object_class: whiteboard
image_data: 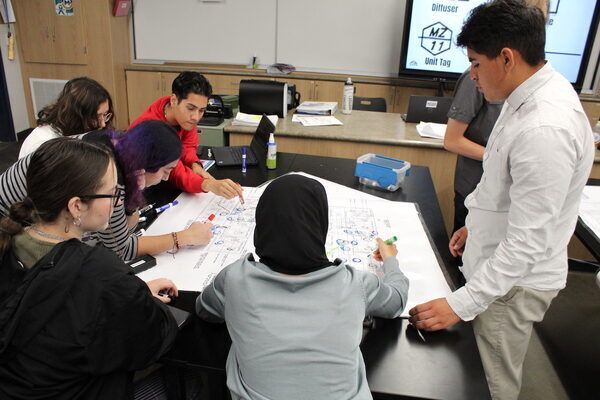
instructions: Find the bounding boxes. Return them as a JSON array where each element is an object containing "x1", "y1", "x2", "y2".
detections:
[
  {"x1": 132, "y1": 0, "x2": 277, "y2": 65},
  {"x1": 276, "y1": 0, "x2": 406, "y2": 76},
  {"x1": 132, "y1": 0, "x2": 406, "y2": 77}
]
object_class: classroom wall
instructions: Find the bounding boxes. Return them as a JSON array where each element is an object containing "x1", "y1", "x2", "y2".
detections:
[
  {"x1": 3, "y1": 1, "x2": 600, "y2": 132},
  {"x1": 0, "y1": 24, "x2": 29, "y2": 135}
]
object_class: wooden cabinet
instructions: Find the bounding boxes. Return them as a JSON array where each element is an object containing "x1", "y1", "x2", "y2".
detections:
[
  {"x1": 126, "y1": 71, "x2": 166, "y2": 123},
  {"x1": 125, "y1": 69, "x2": 600, "y2": 126},
  {"x1": 314, "y1": 80, "x2": 344, "y2": 103},
  {"x1": 13, "y1": 0, "x2": 88, "y2": 65},
  {"x1": 13, "y1": 0, "x2": 130, "y2": 129},
  {"x1": 206, "y1": 74, "x2": 247, "y2": 95}
]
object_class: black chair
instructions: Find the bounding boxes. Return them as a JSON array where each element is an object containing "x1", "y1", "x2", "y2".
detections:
[{"x1": 353, "y1": 96, "x2": 387, "y2": 112}]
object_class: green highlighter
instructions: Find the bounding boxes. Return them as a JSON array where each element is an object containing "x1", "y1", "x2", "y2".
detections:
[{"x1": 384, "y1": 236, "x2": 398, "y2": 245}]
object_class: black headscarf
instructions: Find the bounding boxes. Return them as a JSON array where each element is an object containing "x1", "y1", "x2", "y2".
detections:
[{"x1": 254, "y1": 175, "x2": 332, "y2": 275}]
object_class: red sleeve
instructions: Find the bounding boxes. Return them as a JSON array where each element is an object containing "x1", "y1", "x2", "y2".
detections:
[
  {"x1": 179, "y1": 127, "x2": 201, "y2": 167},
  {"x1": 168, "y1": 159, "x2": 206, "y2": 193}
]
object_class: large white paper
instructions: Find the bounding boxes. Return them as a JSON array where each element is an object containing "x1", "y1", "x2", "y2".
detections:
[
  {"x1": 139, "y1": 175, "x2": 451, "y2": 317},
  {"x1": 579, "y1": 185, "x2": 600, "y2": 238}
]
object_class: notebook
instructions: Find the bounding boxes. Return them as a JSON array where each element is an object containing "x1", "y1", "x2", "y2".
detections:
[
  {"x1": 401, "y1": 95, "x2": 453, "y2": 124},
  {"x1": 212, "y1": 114, "x2": 275, "y2": 167}
]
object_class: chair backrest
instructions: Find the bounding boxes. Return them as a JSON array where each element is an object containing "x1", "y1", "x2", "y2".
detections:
[{"x1": 353, "y1": 96, "x2": 387, "y2": 112}]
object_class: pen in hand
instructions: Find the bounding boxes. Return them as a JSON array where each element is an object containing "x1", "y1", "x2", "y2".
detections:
[{"x1": 384, "y1": 236, "x2": 398, "y2": 245}]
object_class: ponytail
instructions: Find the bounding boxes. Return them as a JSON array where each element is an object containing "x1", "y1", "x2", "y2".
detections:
[{"x1": 0, "y1": 197, "x2": 36, "y2": 256}]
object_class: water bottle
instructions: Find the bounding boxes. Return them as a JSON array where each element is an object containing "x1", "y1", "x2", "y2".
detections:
[
  {"x1": 342, "y1": 77, "x2": 354, "y2": 114},
  {"x1": 266, "y1": 133, "x2": 277, "y2": 169}
]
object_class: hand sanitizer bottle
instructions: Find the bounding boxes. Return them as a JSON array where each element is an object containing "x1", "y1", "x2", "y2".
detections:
[
  {"x1": 342, "y1": 77, "x2": 354, "y2": 114},
  {"x1": 266, "y1": 133, "x2": 277, "y2": 170}
]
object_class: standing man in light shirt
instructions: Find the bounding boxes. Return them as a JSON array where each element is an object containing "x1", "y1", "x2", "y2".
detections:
[{"x1": 408, "y1": 1, "x2": 595, "y2": 399}]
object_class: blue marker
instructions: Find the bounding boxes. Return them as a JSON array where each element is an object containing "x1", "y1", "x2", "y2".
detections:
[
  {"x1": 241, "y1": 147, "x2": 247, "y2": 173},
  {"x1": 156, "y1": 200, "x2": 179, "y2": 214}
]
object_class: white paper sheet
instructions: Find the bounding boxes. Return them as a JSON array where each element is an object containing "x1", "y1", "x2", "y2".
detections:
[
  {"x1": 416, "y1": 121, "x2": 447, "y2": 139},
  {"x1": 232, "y1": 112, "x2": 279, "y2": 127},
  {"x1": 579, "y1": 185, "x2": 600, "y2": 238},
  {"x1": 291, "y1": 114, "x2": 343, "y2": 126},
  {"x1": 138, "y1": 175, "x2": 451, "y2": 317}
]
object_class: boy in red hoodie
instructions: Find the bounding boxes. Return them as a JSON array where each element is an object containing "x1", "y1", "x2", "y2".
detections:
[{"x1": 129, "y1": 71, "x2": 242, "y2": 200}]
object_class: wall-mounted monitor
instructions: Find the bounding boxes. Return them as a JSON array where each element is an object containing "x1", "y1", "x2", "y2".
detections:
[{"x1": 399, "y1": 0, "x2": 600, "y2": 90}]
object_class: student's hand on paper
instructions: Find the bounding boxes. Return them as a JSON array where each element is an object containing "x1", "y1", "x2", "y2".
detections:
[
  {"x1": 449, "y1": 226, "x2": 468, "y2": 257},
  {"x1": 202, "y1": 178, "x2": 244, "y2": 200},
  {"x1": 180, "y1": 222, "x2": 213, "y2": 246},
  {"x1": 193, "y1": 162, "x2": 213, "y2": 179},
  {"x1": 147, "y1": 278, "x2": 178, "y2": 303},
  {"x1": 408, "y1": 298, "x2": 460, "y2": 331},
  {"x1": 373, "y1": 237, "x2": 398, "y2": 261}
]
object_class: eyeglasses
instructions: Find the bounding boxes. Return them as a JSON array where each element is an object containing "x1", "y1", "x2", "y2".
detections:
[
  {"x1": 97, "y1": 111, "x2": 113, "y2": 124},
  {"x1": 79, "y1": 186, "x2": 122, "y2": 207}
]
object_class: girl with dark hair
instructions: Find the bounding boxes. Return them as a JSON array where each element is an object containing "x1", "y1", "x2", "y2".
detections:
[
  {"x1": 1, "y1": 120, "x2": 213, "y2": 261},
  {"x1": 196, "y1": 174, "x2": 409, "y2": 400},
  {"x1": 19, "y1": 76, "x2": 114, "y2": 158},
  {"x1": 0, "y1": 138, "x2": 178, "y2": 399}
]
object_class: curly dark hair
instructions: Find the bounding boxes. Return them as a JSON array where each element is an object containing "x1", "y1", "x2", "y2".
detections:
[{"x1": 37, "y1": 77, "x2": 114, "y2": 136}]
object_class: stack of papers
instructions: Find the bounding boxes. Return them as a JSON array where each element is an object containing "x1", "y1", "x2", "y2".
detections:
[
  {"x1": 232, "y1": 112, "x2": 279, "y2": 127},
  {"x1": 292, "y1": 114, "x2": 343, "y2": 127},
  {"x1": 296, "y1": 101, "x2": 338, "y2": 116},
  {"x1": 416, "y1": 122, "x2": 447, "y2": 139}
]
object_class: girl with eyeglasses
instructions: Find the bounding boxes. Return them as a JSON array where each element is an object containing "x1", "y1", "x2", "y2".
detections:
[
  {"x1": 0, "y1": 138, "x2": 179, "y2": 399},
  {"x1": 1, "y1": 120, "x2": 214, "y2": 261},
  {"x1": 19, "y1": 77, "x2": 114, "y2": 159}
]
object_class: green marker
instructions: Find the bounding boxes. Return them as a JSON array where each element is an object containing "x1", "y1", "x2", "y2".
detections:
[{"x1": 384, "y1": 236, "x2": 398, "y2": 245}]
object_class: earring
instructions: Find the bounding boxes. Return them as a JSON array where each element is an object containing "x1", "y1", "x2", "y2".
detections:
[{"x1": 73, "y1": 215, "x2": 82, "y2": 227}]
